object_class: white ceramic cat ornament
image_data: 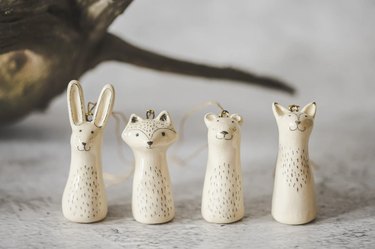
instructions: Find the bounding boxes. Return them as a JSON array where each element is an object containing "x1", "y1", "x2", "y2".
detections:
[
  {"x1": 62, "y1": 80, "x2": 115, "y2": 223},
  {"x1": 202, "y1": 110, "x2": 245, "y2": 223},
  {"x1": 272, "y1": 102, "x2": 317, "y2": 225},
  {"x1": 122, "y1": 110, "x2": 177, "y2": 224}
]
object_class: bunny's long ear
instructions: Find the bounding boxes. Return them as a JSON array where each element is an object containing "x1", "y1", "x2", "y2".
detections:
[
  {"x1": 67, "y1": 80, "x2": 85, "y2": 126},
  {"x1": 93, "y1": 84, "x2": 115, "y2": 128},
  {"x1": 301, "y1": 102, "x2": 317, "y2": 118},
  {"x1": 156, "y1": 111, "x2": 172, "y2": 126},
  {"x1": 272, "y1": 102, "x2": 289, "y2": 118}
]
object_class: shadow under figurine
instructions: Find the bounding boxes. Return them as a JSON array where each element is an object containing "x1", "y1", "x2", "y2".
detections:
[
  {"x1": 271, "y1": 102, "x2": 317, "y2": 225},
  {"x1": 62, "y1": 80, "x2": 115, "y2": 223}
]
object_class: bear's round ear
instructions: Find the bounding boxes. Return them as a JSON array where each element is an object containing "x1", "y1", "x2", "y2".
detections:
[
  {"x1": 230, "y1": 114, "x2": 243, "y2": 126},
  {"x1": 204, "y1": 113, "x2": 217, "y2": 127}
]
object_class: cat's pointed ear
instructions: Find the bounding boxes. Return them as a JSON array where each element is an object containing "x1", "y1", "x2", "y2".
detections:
[
  {"x1": 67, "y1": 80, "x2": 85, "y2": 127},
  {"x1": 93, "y1": 84, "x2": 115, "y2": 128},
  {"x1": 301, "y1": 102, "x2": 317, "y2": 118},
  {"x1": 230, "y1": 114, "x2": 243, "y2": 126},
  {"x1": 156, "y1": 111, "x2": 171, "y2": 125},
  {"x1": 204, "y1": 113, "x2": 218, "y2": 127},
  {"x1": 272, "y1": 102, "x2": 288, "y2": 118}
]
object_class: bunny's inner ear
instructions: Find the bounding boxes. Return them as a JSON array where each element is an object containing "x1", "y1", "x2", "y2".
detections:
[
  {"x1": 204, "y1": 113, "x2": 217, "y2": 127},
  {"x1": 301, "y1": 102, "x2": 317, "y2": 118},
  {"x1": 67, "y1": 80, "x2": 85, "y2": 126},
  {"x1": 156, "y1": 111, "x2": 171, "y2": 125},
  {"x1": 230, "y1": 114, "x2": 243, "y2": 126},
  {"x1": 272, "y1": 102, "x2": 288, "y2": 118},
  {"x1": 93, "y1": 84, "x2": 115, "y2": 128}
]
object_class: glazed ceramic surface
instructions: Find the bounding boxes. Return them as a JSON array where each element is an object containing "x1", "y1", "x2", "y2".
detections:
[
  {"x1": 62, "y1": 80, "x2": 115, "y2": 223},
  {"x1": 202, "y1": 111, "x2": 244, "y2": 223},
  {"x1": 271, "y1": 102, "x2": 317, "y2": 225},
  {"x1": 122, "y1": 110, "x2": 177, "y2": 224}
]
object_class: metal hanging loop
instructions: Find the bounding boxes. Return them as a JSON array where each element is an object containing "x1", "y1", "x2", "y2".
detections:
[
  {"x1": 288, "y1": 105, "x2": 300, "y2": 112},
  {"x1": 146, "y1": 109, "x2": 155, "y2": 119}
]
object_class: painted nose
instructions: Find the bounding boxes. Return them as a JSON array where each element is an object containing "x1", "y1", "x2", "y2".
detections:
[
  {"x1": 295, "y1": 121, "x2": 301, "y2": 125},
  {"x1": 147, "y1": 141, "x2": 153, "y2": 146},
  {"x1": 221, "y1": 131, "x2": 229, "y2": 135},
  {"x1": 82, "y1": 142, "x2": 87, "y2": 146}
]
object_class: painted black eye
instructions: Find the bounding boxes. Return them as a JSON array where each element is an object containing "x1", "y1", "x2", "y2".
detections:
[
  {"x1": 232, "y1": 121, "x2": 234, "y2": 123},
  {"x1": 162, "y1": 132, "x2": 166, "y2": 136},
  {"x1": 91, "y1": 131, "x2": 94, "y2": 134},
  {"x1": 305, "y1": 115, "x2": 308, "y2": 117},
  {"x1": 136, "y1": 133, "x2": 139, "y2": 137},
  {"x1": 79, "y1": 130, "x2": 82, "y2": 132},
  {"x1": 216, "y1": 120, "x2": 219, "y2": 122}
]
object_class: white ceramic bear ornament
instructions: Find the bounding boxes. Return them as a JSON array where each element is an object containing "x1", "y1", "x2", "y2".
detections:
[
  {"x1": 122, "y1": 110, "x2": 178, "y2": 224},
  {"x1": 202, "y1": 110, "x2": 245, "y2": 223},
  {"x1": 271, "y1": 102, "x2": 317, "y2": 225},
  {"x1": 62, "y1": 80, "x2": 115, "y2": 223}
]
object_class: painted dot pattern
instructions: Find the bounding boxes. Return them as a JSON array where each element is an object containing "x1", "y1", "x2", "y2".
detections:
[
  {"x1": 279, "y1": 146, "x2": 311, "y2": 192},
  {"x1": 127, "y1": 120, "x2": 175, "y2": 138},
  {"x1": 206, "y1": 162, "x2": 242, "y2": 221},
  {"x1": 65, "y1": 164, "x2": 104, "y2": 219},
  {"x1": 135, "y1": 163, "x2": 174, "y2": 220}
]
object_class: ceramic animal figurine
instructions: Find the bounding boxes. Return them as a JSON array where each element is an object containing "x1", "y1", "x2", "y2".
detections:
[
  {"x1": 202, "y1": 110, "x2": 245, "y2": 223},
  {"x1": 122, "y1": 110, "x2": 178, "y2": 224},
  {"x1": 271, "y1": 102, "x2": 317, "y2": 225},
  {"x1": 62, "y1": 80, "x2": 115, "y2": 223}
]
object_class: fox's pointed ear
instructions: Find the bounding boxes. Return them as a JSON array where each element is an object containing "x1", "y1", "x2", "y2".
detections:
[
  {"x1": 301, "y1": 102, "x2": 317, "y2": 118},
  {"x1": 67, "y1": 80, "x2": 85, "y2": 126},
  {"x1": 93, "y1": 84, "x2": 115, "y2": 128},
  {"x1": 230, "y1": 114, "x2": 243, "y2": 126},
  {"x1": 127, "y1": 114, "x2": 142, "y2": 126},
  {"x1": 272, "y1": 102, "x2": 288, "y2": 118},
  {"x1": 156, "y1": 111, "x2": 171, "y2": 125},
  {"x1": 204, "y1": 113, "x2": 217, "y2": 127}
]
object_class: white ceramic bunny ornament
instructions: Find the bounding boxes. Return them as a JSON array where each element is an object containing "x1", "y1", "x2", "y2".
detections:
[
  {"x1": 272, "y1": 102, "x2": 317, "y2": 225},
  {"x1": 202, "y1": 110, "x2": 245, "y2": 223},
  {"x1": 122, "y1": 110, "x2": 178, "y2": 224},
  {"x1": 62, "y1": 80, "x2": 115, "y2": 223}
]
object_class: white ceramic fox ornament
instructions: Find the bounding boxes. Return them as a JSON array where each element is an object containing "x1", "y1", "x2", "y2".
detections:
[
  {"x1": 62, "y1": 80, "x2": 115, "y2": 223},
  {"x1": 202, "y1": 111, "x2": 244, "y2": 223},
  {"x1": 271, "y1": 102, "x2": 317, "y2": 225},
  {"x1": 122, "y1": 110, "x2": 177, "y2": 224}
]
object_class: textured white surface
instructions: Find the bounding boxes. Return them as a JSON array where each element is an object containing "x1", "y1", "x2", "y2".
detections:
[{"x1": 1, "y1": 0, "x2": 375, "y2": 248}]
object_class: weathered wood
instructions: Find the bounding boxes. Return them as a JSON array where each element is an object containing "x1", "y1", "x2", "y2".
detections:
[{"x1": 0, "y1": 0, "x2": 294, "y2": 125}]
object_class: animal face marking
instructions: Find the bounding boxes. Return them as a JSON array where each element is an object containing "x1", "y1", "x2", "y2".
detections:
[
  {"x1": 273, "y1": 102, "x2": 316, "y2": 134},
  {"x1": 205, "y1": 113, "x2": 243, "y2": 142},
  {"x1": 123, "y1": 111, "x2": 177, "y2": 150},
  {"x1": 73, "y1": 122, "x2": 100, "y2": 152}
]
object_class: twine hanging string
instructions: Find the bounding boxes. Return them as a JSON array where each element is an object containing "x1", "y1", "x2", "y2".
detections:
[
  {"x1": 84, "y1": 101, "x2": 134, "y2": 188},
  {"x1": 84, "y1": 99, "x2": 226, "y2": 186},
  {"x1": 102, "y1": 111, "x2": 135, "y2": 188},
  {"x1": 171, "y1": 100, "x2": 225, "y2": 167}
]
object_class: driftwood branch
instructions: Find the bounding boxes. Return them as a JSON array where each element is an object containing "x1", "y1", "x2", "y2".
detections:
[
  {"x1": 0, "y1": 0, "x2": 294, "y2": 125},
  {"x1": 88, "y1": 33, "x2": 294, "y2": 93}
]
